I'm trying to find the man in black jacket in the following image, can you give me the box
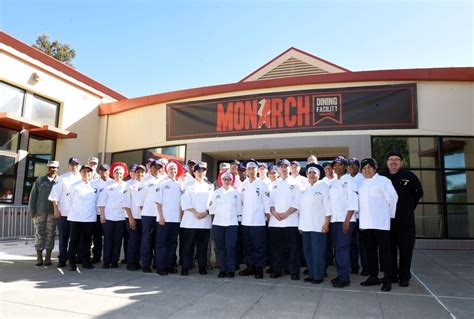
[381,151,423,287]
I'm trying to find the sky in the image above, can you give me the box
[1,0,473,99]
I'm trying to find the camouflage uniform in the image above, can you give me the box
[29,175,58,251]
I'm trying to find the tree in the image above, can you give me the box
[32,33,76,67]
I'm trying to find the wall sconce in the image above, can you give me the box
[28,72,41,85]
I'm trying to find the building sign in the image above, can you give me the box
[167,84,417,140]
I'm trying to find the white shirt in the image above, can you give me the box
[358,173,398,231]
[67,180,100,222]
[97,180,131,221]
[328,174,359,223]
[321,176,336,187]
[127,179,142,219]
[234,176,247,193]
[139,174,162,217]
[154,177,182,223]
[298,181,331,232]
[269,177,300,228]
[259,176,272,187]
[180,179,214,229]
[289,174,307,187]
[94,178,111,215]
[48,171,81,217]
[209,187,241,226]
[351,173,365,189]
[241,179,271,226]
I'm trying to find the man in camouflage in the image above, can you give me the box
[29,160,59,266]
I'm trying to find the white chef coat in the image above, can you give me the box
[234,176,247,193]
[350,172,364,219]
[138,174,162,217]
[209,187,241,226]
[127,178,142,219]
[259,176,272,187]
[154,177,182,223]
[269,177,300,228]
[94,177,110,215]
[97,180,131,221]
[288,174,307,187]
[48,172,81,217]
[240,179,270,226]
[321,176,336,187]
[298,181,331,232]
[180,179,214,229]
[67,180,100,222]
[328,174,358,223]
[358,173,398,231]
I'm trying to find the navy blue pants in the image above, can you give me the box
[155,222,180,271]
[92,215,103,261]
[330,222,355,283]
[302,231,327,281]
[213,225,238,272]
[126,218,142,266]
[269,227,301,275]
[68,221,94,265]
[58,216,70,263]
[181,228,210,271]
[102,220,125,264]
[140,216,157,268]
[242,225,266,268]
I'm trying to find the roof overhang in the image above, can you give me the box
[0,112,77,139]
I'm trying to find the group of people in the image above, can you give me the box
[29,151,423,292]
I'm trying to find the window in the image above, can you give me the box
[0,82,25,116]
[0,155,16,204]
[24,95,59,126]
[372,136,474,239]
[111,145,186,168]
[0,127,19,152]
[0,81,60,127]
[22,136,55,204]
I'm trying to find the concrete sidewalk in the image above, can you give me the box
[0,240,473,318]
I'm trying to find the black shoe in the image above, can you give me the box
[111,262,118,268]
[269,272,282,279]
[239,267,255,276]
[102,263,111,269]
[312,279,324,284]
[135,263,142,270]
[361,276,381,286]
[254,268,264,279]
[304,277,314,282]
[391,276,399,283]
[181,270,189,276]
[303,269,309,275]
[142,266,151,273]
[399,280,409,287]
[157,270,168,276]
[291,274,300,281]
[57,261,66,268]
[167,267,178,274]
[332,279,350,288]
[218,271,226,278]
[360,269,369,276]
[351,268,359,275]
[330,277,339,284]
[265,267,272,274]
[69,264,77,271]
[381,281,392,292]
[226,272,235,278]
[199,268,207,275]
[120,259,127,264]
[83,263,94,269]
[127,264,137,271]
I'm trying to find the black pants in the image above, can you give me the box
[269,227,301,275]
[155,222,180,271]
[92,215,103,261]
[391,220,416,281]
[181,228,210,271]
[68,221,94,265]
[102,220,125,264]
[364,229,392,279]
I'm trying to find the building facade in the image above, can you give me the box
[1,33,473,243]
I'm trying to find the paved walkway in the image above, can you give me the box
[0,240,473,318]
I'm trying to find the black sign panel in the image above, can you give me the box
[167,84,417,140]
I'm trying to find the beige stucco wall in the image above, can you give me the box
[104,81,474,154]
[0,45,118,174]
